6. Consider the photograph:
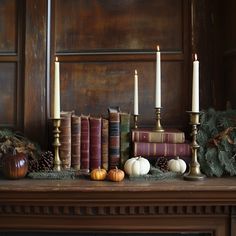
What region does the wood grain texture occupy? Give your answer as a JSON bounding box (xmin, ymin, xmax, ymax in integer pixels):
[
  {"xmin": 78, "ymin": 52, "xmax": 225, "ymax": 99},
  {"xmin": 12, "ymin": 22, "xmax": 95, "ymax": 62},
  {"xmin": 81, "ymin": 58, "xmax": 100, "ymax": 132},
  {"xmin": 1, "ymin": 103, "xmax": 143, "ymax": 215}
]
[
  {"xmin": 0, "ymin": 0, "xmax": 17, "ymax": 53},
  {"xmin": 0, "ymin": 178, "xmax": 234, "ymax": 235},
  {"xmin": 54, "ymin": 0, "xmax": 183, "ymax": 52},
  {"xmin": 24, "ymin": 0, "xmax": 47, "ymax": 146},
  {"xmin": 0, "ymin": 63, "xmax": 16, "ymax": 127},
  {"xmin": 0, "ymin": 0, "xmax": 23, "ymax": 129},
  {"xmin": 223, "ymin": 0, "xmax": 236, "ymax": 109}
]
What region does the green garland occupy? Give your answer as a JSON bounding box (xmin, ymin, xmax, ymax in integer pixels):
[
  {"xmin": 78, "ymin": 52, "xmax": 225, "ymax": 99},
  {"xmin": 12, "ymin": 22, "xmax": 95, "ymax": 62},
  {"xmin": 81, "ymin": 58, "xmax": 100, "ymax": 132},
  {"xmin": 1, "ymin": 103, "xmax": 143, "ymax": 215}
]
[{"xmin": 197, "ymin": 108, "xmax": 236, "ymax": 177}]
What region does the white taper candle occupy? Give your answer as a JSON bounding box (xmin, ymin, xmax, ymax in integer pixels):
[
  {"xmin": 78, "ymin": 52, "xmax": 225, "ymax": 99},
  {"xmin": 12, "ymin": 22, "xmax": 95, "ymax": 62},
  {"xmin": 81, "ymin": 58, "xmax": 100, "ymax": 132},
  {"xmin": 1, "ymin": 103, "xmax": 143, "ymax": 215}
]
[
  {"xmin": 192, "ymin": 54, "xmax": 199, "ymax": 112},
  {"xmin": 53, "ymin": 57, "xmax": 60, "ymax": 119},
  {"xmin": 155, "ymin": 45, "xmax": 161, "ymax": 108},
  {"xmin": 134, "ymin": 69, "xmax": 139, "ymax": 115}
]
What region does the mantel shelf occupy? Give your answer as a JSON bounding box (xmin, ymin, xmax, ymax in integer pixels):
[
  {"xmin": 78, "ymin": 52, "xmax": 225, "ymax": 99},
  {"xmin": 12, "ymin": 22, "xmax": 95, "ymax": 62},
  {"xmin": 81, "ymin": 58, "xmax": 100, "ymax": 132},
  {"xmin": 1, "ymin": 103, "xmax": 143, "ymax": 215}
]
[{"xmin": 0, "ymin": 177, "xmax": 236, "ymax": 235}]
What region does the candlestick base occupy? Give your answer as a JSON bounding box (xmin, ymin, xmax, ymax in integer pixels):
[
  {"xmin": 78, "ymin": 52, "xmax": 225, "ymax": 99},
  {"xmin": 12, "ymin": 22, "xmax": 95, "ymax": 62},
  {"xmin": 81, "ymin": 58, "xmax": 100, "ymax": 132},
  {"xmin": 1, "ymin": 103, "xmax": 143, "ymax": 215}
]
[
  {"xmin": 133, "ymin": 114, "xmax": 139, "ymax": 129},
  {"xmin": 52, "ymin": 118, "xmax": 61, "ymax": 171},
  {"xmin": 184, "ymin": 111, "xmax": 205, "ymax": 181},
  {"xmin": 154, "ymin": 107, "xmax": 164, "ymax": 132}
]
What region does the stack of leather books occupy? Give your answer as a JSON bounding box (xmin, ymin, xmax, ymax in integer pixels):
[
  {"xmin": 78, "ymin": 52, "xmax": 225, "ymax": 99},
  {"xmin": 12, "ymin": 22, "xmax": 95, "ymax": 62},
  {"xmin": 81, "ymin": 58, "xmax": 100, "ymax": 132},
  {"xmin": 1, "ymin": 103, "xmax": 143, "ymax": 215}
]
[{"xmin": 131, "ymin": 128, "xmax": 191, "ymax": 161}]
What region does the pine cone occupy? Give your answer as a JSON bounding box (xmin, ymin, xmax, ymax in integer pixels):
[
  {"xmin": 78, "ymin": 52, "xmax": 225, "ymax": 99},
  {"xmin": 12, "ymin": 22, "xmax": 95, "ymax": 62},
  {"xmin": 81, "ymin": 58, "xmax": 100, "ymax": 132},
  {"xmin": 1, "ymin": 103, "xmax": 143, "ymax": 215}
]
[
  {"xmin": 155, "ymin": 157, "xmax": 168, "ymax": 172},
  {"xmin": 28, "ymin": 155, "xmax": 39, "ymax": 172},
  {"xmin": 38, "ymin": 151, "xmax": 54, "ymax": 171}
]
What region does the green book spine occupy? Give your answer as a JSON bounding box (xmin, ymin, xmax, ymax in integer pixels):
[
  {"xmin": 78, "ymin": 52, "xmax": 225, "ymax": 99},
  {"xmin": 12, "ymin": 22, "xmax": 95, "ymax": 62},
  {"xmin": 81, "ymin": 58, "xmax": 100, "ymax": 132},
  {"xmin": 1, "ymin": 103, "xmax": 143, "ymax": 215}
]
[{"xmin": 120, "ymin": 113, "xmax": 131, "ymax": 167}]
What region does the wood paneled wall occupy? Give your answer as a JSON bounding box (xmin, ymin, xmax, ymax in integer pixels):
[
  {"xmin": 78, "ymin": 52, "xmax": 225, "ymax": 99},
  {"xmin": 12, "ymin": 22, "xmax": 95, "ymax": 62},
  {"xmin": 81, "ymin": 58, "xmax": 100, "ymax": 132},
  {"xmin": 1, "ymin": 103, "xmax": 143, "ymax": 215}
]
[
  {"xmin": 52, "ymin": 0, "xmax": 191, "ymax": 130},
  {"xmin": 223, "ymin": 0, "xmax": 236, "ymax": 108},
  {"xmin": 0, "ymin": 0, "xmax": 228, "ymax": 147},
  {"xmin": 0, "ymin": 0, "xmax": 23, "ymax": 129}
]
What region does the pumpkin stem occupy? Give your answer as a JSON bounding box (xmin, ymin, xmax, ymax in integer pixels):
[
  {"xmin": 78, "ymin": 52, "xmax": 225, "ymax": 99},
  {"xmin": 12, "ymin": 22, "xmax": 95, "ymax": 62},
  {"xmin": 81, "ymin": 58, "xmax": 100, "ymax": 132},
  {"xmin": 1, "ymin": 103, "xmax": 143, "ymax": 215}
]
[{"xmin": 176, "ymin": 156, "xmax": 179, "ymax": 160}]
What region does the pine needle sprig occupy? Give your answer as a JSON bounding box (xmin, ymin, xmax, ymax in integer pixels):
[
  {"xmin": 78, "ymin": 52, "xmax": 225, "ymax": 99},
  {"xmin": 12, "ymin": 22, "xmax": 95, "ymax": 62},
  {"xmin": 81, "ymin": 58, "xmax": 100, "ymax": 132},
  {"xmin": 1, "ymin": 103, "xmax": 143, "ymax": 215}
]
[{"xmin": 198, "ymin": 108, "xmax": 236, "ymax": 177}]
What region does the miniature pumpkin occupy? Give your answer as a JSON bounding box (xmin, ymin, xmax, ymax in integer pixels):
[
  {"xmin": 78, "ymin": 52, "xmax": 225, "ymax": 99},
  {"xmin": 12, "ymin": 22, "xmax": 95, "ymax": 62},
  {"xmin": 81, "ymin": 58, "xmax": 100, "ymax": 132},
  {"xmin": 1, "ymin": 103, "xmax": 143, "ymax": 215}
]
[
  {"xmin": 90, "ymin": 167, "xmax": 107, "ymax": 181},
  {"xmin": 108, "ymin": 167, "xmax": 125, "ymax": 182},
  {"xmin": 124, "ymin": 156, "xmax": 150, "ymax": 176},
  {"xmin": 2, "ymin": 152, "xmax": 28, "ymax": 179},
  {"xmin": 168, "ymin": 156, "xmax": 187, "ymax": 174}
]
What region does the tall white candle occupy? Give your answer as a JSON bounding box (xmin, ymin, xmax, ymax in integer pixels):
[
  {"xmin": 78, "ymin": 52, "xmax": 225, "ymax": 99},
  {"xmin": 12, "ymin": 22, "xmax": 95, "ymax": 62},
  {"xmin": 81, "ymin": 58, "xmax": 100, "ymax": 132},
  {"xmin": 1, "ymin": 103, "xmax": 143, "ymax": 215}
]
[
  {"xmin": 134, "ymin": 69, "xmax": 139, "ymax": 115},
  {"xmin": 53, "ymin": 57, "xmax": 60, "ymax": 119},
  {"xmin": 155, "ymin": 45, "xmax": 161, "ymax": 108},
  {"xmin": 192, "ymin": 54, "xmax": 199, "ymax": 112}
]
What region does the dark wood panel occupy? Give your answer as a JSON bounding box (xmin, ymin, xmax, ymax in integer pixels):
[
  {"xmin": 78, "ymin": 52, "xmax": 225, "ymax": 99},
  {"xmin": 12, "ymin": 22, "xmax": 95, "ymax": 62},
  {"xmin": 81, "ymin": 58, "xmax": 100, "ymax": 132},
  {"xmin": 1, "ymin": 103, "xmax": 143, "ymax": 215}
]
[
  {"xmin": 57, "ymin": 53, "xmax": 185, "ymax": 62},
  {"xmin": 223, "ymin": 0, "xmax": 236, "ymax": 109},
  {"xmin": 0, "ymin": 62, "xmax": 16, "ymax": 127},
  {"xmin": 60, "ymin": 61, "xmax": 188, "ymax": 129},
  {"xmin": 0, "ymin": 0, "xmax": 17, "ymax": 53},
  {"xmin": 24, "ymin": 0, "xmax": 47, "ymax": 147},
  {"xmin": 223, "ymin": 0, "xmax": 236, "ymax": 52},
  {"xmin": 54, "ymin": 0, "xmax": 183, "ymax": 52},
  {"xmin": 191, "ymin": 0, "xmax": 225, "ymax": 110},
  {"xmin": 224, "ymin": 58, "xmax": 236, "ymax": 108}
]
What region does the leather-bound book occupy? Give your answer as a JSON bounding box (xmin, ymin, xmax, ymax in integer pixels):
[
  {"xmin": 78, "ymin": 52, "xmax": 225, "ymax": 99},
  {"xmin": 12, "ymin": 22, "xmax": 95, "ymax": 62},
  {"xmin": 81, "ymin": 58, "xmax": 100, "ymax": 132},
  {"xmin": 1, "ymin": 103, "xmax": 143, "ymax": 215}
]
[
  {"xmin": 80, "ymin": 115, "xmax": 90, "ymax": 172},
  {"xmin": 108, "ymin": 107, "xmax": 120, "ymax": 169},
  {"xmin": 101, "ymin": 118, "xmax": 109, "ymax": 170},
  {"xmin": 60, "ymin": 111, "xmax": 72, "ymax": 169},
  {"xmin": 90, "ymin": 117, "xmax": 102, "ymax": 170},
  {"xmin": 132, "ymin": 128, "xmax": 185, "ymax": 143},
  {"xmin": 71, "ymin": 115, "xmax": 81, "ymax": 170},
  {"xmin": 133, "ymin": 142, "xmax": 191, "ymax": 157},
  {"xmin": 120, "ymin": 113, "xmax": 131, "ymax": 167}
]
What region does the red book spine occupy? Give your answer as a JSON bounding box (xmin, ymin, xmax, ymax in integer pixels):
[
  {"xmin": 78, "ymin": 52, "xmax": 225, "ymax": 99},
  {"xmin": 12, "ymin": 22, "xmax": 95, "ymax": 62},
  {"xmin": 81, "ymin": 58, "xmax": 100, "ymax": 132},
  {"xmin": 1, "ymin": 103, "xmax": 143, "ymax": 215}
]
[
  {"xmin": 71, "ymin": 115, "xmax": 81, "ymax": 170},
  {"xmin": 102, "ymin": 118, "xmax": 109, "ymax": 170},
  {"xmin": 90, "ymin": 117, "xmax": 102, "ymax": 170},
  {"xmin": 80, "ymin": 115, "xmax": 90, "ymax": 172},
  {"xmin": 133, "ymin": 142, "xmax": 191, "ymax": 157},
  {"xmin": 109, "ymin": 111, "xmax": 120, "ymax": 169}
]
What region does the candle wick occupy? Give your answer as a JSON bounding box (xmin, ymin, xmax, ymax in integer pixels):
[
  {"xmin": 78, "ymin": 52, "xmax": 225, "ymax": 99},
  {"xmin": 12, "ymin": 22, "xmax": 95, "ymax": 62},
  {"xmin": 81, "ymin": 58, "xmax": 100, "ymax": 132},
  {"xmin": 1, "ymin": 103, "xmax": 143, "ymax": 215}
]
[
  {"xmin": 56, "ymin": 57, "xmax": 58, "ymax": 62},
  {"xmin": 194, "ymin": 53, "xmax": 198, "ymax": 61},
  {"xmin": 135, "ymin": 69, "xmax": 137, "ymax": 75},
  {"xmin": 157, "ymin": 45, "xmax": 160, "ymax": 51}
]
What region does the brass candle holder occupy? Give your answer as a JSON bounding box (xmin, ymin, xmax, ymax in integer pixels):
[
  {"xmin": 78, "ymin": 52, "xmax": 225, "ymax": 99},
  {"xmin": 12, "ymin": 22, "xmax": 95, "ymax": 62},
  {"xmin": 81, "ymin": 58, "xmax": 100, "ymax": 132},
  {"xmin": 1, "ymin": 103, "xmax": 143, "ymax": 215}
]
[
  {"xmin": 184, "ymin": 111, "xmax": 205, "ymax": 181},
  {"xmin": 133, "ymin": 114, "xmax": 139, "ymax": 129},
  {"xmin": 154, "ymin": 107, "xmax": 164, "ymax": 132},
  {"xmin": 52, "ymin": 118, "xmax": 61, "ymax": 171}
]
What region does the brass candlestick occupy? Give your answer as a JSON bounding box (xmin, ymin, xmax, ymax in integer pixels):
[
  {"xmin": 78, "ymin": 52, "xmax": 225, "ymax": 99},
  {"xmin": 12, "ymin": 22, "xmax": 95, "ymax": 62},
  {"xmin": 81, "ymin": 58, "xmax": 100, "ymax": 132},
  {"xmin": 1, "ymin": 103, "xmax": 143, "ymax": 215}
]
[
  {"xmin": 154, "ymin": 107, "xmax": 164, "ymax": 132},
  {"xmin": 52, "ymin": 118, "xmax": 61, "ymax": 171},
  {"xmin": 133, "ymin": 114, "xmax": 139, "ymax": 129},
  {"xmin": 184, "ymin": 112, "xmax": 205, "ymax": 181}
]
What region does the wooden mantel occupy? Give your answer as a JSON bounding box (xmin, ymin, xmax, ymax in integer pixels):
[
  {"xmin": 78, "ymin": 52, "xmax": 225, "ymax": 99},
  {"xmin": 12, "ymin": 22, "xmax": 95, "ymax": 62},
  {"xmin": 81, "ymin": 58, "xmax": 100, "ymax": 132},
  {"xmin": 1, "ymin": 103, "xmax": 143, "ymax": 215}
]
[{"xmin": 0, "ymin": 178, "xmax": 236, "ymax": 235}]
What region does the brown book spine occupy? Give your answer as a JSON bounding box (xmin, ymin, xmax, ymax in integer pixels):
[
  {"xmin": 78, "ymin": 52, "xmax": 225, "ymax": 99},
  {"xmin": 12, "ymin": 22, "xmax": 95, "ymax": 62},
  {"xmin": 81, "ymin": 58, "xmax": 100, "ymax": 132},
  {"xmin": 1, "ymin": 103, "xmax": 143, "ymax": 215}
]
[
  {"xmin": 133, "ymin": 142, "xmax": 191, "ymax": 157},
  {"xmin": 80, "ymin": 115, "xmax": 90, "ymax": 172},
  {"xmin": 71, "ymin": 115, "xmax": 81, "ymax": 170},
  {"xmin": 90, "ymin": 117, "xmax": 102, "ymax": 170},
  {"xmin": 109, "ymin": 111, "xmax": 120, "ymax": 169},
  {"xmin": 60, "ymin": 112, "xmax": 72, "ymax": 169},
  {"xmin": 102, "ymin": 118, "xmax": 109, "ymax": 170}
]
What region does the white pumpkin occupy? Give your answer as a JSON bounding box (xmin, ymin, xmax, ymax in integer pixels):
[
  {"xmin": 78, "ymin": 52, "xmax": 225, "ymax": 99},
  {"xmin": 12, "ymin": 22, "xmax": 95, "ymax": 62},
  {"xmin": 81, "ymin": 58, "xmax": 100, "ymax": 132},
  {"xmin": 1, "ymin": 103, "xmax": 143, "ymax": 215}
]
[
  {"xmin": 124, "ymin": 156, "xmax": 150, "ymax": 176},
  {"xmin": 168, "ymin": 157, "xmax": 187, "ymax": 174}
]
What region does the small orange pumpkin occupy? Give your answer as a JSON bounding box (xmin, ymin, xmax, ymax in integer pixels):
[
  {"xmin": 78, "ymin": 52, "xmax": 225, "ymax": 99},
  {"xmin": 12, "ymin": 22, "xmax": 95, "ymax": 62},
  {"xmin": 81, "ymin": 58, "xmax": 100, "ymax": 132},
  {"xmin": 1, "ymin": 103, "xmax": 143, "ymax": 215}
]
[
  {"xmin": 90, "ymin": 167, "xmax": 107, "ymax": 181},
  {"xmin": 108, "ymin": 167, "xmax": 125, "ymax": 182}
]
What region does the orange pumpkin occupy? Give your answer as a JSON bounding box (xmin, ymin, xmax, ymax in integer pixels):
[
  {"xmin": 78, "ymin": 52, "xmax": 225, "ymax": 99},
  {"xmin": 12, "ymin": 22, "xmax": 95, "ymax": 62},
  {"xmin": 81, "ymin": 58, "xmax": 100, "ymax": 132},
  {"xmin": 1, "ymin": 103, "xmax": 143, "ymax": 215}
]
[
  {"xmin": 2, "ymin": 152, "xmax": 28, "ymax": 180},
  {"xmin": 108, "ymin": 167, "xmax": 125, "ymax": 182},
  {"xmin": 90, "ymin": 167, "xmax": 107, "ymax": 181}
]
